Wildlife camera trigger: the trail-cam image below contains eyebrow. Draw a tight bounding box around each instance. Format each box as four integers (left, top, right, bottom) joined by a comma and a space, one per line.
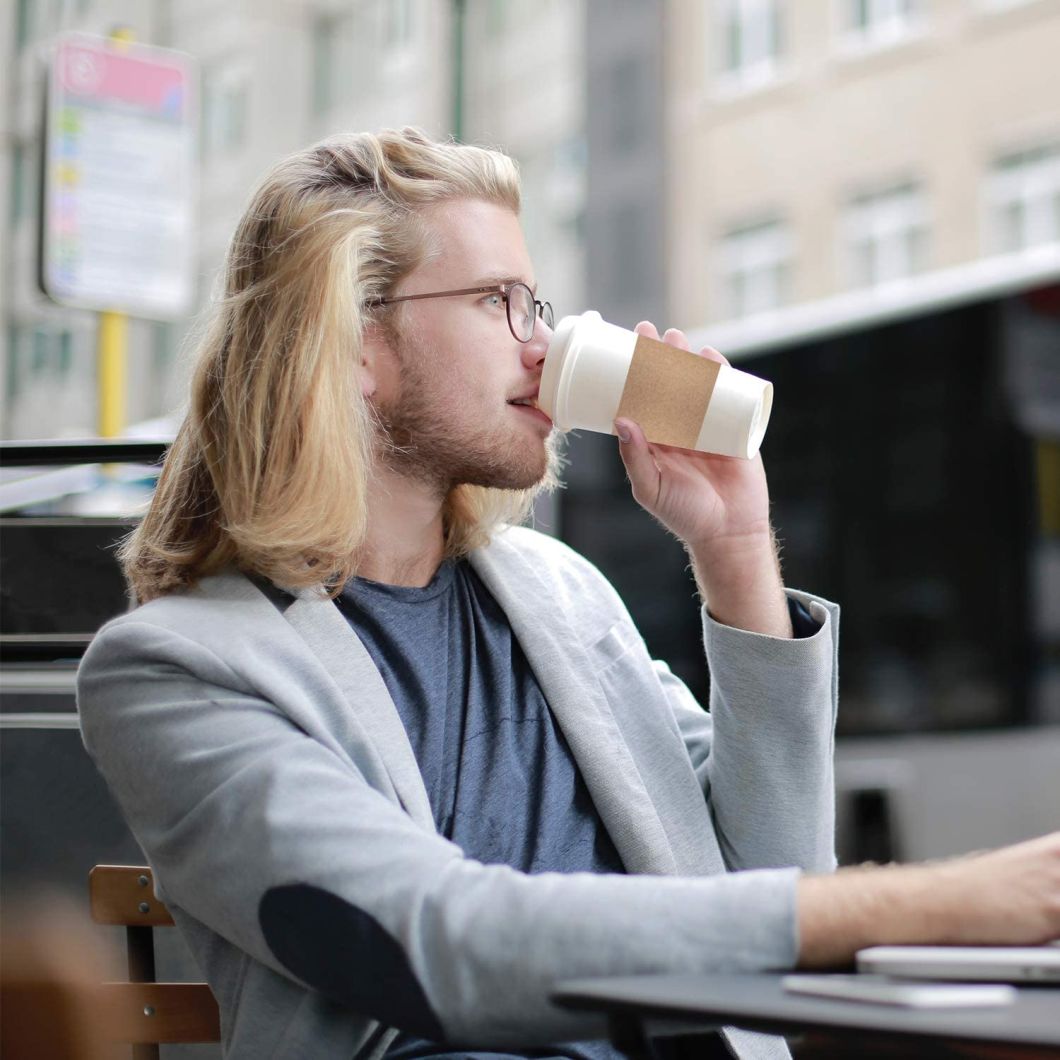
472, 274, 539, 295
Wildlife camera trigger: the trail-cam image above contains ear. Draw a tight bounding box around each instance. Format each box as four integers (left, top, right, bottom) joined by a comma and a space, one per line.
358, 321, 391, 400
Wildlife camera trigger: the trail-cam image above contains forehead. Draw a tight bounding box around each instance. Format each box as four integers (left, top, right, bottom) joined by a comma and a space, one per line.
413, 198, 533, 287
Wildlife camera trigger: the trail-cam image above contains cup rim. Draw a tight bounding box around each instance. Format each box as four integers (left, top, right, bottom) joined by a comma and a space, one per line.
540, 310, 599, 431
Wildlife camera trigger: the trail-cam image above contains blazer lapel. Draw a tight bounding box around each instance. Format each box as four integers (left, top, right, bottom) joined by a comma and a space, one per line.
282, 587, 436, 831
471, 535, 679, 876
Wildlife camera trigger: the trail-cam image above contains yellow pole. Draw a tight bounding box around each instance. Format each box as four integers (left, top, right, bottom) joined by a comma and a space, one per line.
95, 26, 136, 440
97, 309, 127, 437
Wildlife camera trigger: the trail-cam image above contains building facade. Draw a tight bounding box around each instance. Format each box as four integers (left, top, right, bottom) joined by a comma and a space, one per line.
1, 0, 585, 440
668, 0, 1060, 327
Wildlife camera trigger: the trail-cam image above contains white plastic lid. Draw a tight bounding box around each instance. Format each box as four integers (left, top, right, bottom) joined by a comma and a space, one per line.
537, 311, 600, 429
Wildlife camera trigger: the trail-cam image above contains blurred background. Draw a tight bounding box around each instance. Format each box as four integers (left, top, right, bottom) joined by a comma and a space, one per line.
2, 1, 1059, 1035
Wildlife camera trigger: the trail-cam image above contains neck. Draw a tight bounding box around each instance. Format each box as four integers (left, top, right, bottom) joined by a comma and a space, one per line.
357, 464, 447, 587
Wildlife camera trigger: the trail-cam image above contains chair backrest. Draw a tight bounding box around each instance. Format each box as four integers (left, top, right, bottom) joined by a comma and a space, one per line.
89, 865, 220, 1059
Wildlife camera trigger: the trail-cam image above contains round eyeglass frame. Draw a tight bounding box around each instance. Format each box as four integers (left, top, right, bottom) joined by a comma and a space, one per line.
367, 282, 553, 343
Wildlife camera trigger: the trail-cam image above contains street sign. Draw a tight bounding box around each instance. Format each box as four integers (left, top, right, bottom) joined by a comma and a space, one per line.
41, 33, 197, 319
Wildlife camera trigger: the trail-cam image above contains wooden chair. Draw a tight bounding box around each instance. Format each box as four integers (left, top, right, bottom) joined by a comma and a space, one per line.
89, 865, 220, 1059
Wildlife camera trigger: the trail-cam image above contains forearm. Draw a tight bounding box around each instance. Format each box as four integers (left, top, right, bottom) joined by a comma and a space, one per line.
796, 863, 943, 967
798, 830, 1060, 967
688, 528, 792, 639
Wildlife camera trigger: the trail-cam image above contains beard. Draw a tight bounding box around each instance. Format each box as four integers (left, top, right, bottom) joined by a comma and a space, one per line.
370, 334, 550, 496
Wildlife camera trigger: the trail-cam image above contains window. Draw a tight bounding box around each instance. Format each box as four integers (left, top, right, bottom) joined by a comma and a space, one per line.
57, 330, 73, 377
383, 0, 415, 52
607, 56, 645, 154
719, 218, 791, 318
842, 0, 919, 46
311, 16, 338, 114
312, 13, 354, 113
16, 0, 33, 50
978, 0, 1037, 10
6, 324, 23, 405
607, 204, 650, 299
716, 0, 783, 87
15, 0, 59, 52
18, 326, 75, 379
486, 0, 508, 36
14, 139, 40, 224
986, 143, 1060, 253
842, 183, 928, 288
549, 136, 587, 236
31, 327, 49, 376
152, 320, 173, 373
202, 64, 249, 155
10, 143, 25, 223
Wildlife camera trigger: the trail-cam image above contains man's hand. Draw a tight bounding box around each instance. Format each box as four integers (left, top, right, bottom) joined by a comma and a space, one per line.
797, 831, 1060, 968
615, 322, 791, 638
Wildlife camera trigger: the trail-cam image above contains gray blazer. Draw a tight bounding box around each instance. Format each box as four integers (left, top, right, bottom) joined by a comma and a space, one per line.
77, 526, 840, 1060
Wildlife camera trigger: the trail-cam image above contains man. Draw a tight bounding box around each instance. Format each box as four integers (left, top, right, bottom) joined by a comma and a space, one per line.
78, 129, 1060, 1060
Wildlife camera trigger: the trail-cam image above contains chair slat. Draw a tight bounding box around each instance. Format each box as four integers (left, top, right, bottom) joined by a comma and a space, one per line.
100, 982, 220, 1043
89, 865, 174, 927
90, 864, 221, 1048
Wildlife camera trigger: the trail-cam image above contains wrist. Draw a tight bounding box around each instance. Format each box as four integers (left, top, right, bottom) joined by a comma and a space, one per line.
688, 528, 779, 593
689, 533, 791, 638
685, 522, 775, 570
796, 862, 951, 968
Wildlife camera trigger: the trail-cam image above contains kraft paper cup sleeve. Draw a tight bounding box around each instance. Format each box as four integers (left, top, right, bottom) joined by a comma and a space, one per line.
616, 336, 720, 450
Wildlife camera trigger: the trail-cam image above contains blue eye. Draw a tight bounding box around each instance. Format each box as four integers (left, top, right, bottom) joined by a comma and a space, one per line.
483, 293, 504, 307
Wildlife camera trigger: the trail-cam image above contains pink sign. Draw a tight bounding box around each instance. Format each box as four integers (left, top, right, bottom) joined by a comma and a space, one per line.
58, 38, 189, 119
42, 33, 197, 317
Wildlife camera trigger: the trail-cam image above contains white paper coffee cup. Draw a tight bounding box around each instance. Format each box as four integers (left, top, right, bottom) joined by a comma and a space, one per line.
538, 311, 773, 459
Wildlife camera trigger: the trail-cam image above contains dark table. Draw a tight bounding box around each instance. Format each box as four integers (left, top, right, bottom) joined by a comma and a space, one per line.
553, 972, 1060, 1057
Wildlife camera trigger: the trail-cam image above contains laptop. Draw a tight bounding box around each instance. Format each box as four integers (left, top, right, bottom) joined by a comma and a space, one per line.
856, 943, 1060, 983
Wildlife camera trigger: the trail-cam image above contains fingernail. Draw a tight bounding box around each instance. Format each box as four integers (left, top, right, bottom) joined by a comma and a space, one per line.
614, 420, 631, 443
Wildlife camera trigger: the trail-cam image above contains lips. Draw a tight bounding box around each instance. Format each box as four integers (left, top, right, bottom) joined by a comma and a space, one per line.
506, 389, 540, 410
507, 389, 552, 425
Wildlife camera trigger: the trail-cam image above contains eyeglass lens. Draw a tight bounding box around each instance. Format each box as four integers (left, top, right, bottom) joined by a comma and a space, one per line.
507, 283, 554, 342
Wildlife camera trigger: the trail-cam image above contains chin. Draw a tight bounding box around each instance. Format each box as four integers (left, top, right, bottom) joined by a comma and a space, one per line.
456, 448, 550, 492
461, 464, 548, 492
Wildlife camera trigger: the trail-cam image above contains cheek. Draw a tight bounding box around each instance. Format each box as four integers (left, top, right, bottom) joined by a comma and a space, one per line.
368, 351, 404, 404
425, 354, 492, 411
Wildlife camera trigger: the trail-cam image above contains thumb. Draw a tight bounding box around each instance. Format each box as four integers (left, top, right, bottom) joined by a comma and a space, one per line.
614, 418, 660, 509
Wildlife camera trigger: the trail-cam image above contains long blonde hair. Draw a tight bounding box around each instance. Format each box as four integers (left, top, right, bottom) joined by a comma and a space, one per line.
122, 128, 556, 603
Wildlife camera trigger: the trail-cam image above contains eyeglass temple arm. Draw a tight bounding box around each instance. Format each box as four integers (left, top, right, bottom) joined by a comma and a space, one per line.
367, 285, 504, 307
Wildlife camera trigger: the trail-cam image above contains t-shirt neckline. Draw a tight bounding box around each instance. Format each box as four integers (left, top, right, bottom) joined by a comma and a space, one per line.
341, 558, 459, 603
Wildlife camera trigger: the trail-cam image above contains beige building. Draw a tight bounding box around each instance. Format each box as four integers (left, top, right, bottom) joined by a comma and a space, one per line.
1, 0, 585, 440
667, 0, 1060, 328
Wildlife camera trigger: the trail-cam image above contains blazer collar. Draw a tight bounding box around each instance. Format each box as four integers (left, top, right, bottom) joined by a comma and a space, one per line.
470, 533, 679, 876
276, 534, 682, 876
282, 584, 437, 831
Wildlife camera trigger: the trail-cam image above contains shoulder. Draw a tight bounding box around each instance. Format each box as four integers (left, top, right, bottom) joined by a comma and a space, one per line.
99, 569, 275, 636
480, 525, 630, 622
486, 524, 605, 581
79, 570, 291, 686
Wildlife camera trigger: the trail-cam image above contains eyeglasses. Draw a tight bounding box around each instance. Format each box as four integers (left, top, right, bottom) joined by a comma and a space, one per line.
368, 282, 554, 343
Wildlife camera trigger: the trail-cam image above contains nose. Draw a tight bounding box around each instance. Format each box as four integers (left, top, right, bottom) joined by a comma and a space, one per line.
521, 315, 552, 371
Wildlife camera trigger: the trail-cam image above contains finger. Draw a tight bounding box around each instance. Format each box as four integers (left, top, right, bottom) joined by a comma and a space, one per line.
634, 321, 660, 340
614, 417, 660, 508
698, 344, 731, 367
661, 328, 692, 351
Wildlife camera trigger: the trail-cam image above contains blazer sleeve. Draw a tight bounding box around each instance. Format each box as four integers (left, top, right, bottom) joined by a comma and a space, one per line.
663, 589, 840, 875
79, 616, 801, 1048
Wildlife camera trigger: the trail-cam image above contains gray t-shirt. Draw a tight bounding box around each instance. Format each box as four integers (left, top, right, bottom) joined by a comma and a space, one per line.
336, 559, 626, 880
336, 558, 628, 1060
